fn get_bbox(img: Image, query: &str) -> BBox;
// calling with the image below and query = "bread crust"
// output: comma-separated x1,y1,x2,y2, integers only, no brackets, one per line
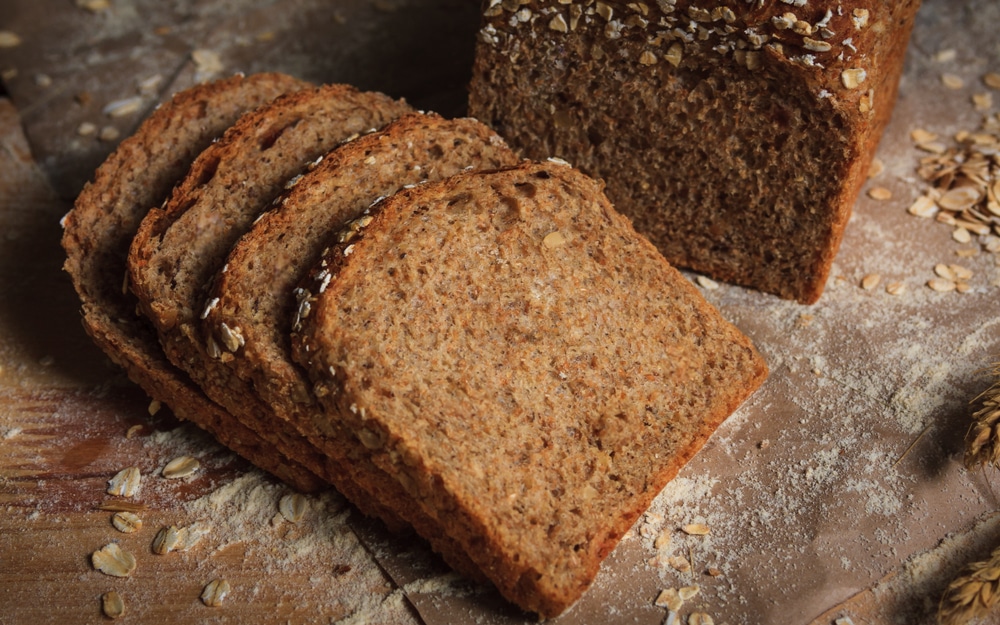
293,160,768,617
61,73,323,491
468,0,921,304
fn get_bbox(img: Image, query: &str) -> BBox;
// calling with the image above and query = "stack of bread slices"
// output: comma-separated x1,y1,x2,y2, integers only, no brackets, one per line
62,73,767,618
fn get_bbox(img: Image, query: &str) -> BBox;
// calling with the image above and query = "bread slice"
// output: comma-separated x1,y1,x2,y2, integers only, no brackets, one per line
468,0,920,304
200,110,519,574
291,160,768,617
60,72,323,491
126,83,412,517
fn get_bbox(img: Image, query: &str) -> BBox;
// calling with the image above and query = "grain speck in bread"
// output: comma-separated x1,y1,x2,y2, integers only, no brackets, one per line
60,72,322,491
292,160,768,617
468,0,921,304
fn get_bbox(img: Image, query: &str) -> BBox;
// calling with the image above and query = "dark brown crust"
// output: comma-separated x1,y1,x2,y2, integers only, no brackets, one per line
293,161,768,617
60,73,323,491
468,0,921,304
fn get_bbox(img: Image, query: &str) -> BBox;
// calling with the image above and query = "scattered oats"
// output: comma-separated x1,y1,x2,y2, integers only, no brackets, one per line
191,49,224,82
654,588,683,610
102,96,144,118
99,126,121,142
696,275,719,289
985,73,1000,90
111,511,142,533
639,50,658,65
107,467,141,498
867,187,892,200
689,613,714,625
956,247,980,258
938,186,982,211
148,399,161,416
953,227,973,244
152,525,181,554
77,122,97,137
654,529,672,550
867,158,885,178
162,455,200,479
985,236,1000,253
759,439,771,449
950,264,974,280
910,128,938,144
973,93,994,111
957,281,973,294
136,74,163,95
917,140,948,154
942,73,965,90
707,567,723,577
886,281,907,296
934,49,957,63
201,579,231,607
908,196,937,218
278,493,308,523
543,231,567,248
682,523,710,536
91,543,137,578
861,274,881,290
928,277,957,292
679,585,700,600
0,31,22,48
667,555,692,573
934,263,957,281
101,591,125,619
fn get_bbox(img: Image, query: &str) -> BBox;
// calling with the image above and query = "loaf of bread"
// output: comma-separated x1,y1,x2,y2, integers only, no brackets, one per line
291,160,768,617
60,73,325,491
468,0,921,304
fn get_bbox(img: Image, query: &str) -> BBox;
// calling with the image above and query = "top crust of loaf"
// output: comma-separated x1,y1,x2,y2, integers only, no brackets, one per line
60,72,324,491
469,0,921,303
293,160,768,617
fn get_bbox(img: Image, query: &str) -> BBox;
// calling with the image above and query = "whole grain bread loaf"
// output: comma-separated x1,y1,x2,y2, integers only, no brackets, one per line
126,83,413,522
60,72,323,491
291,160,768,617
468,0,921,304
199,111,519,571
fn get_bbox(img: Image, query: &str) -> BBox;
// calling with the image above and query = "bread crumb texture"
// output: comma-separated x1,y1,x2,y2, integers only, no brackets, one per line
295,161,766,616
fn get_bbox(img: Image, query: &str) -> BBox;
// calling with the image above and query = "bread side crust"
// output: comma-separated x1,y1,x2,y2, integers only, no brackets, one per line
61,73,323,491
293,161,768,616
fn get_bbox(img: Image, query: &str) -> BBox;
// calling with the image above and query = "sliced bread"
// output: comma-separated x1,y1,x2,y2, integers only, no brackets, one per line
291,160,768,617
468,0,921,304
60,72,323,491
126,83,412,520
201,110,520,574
